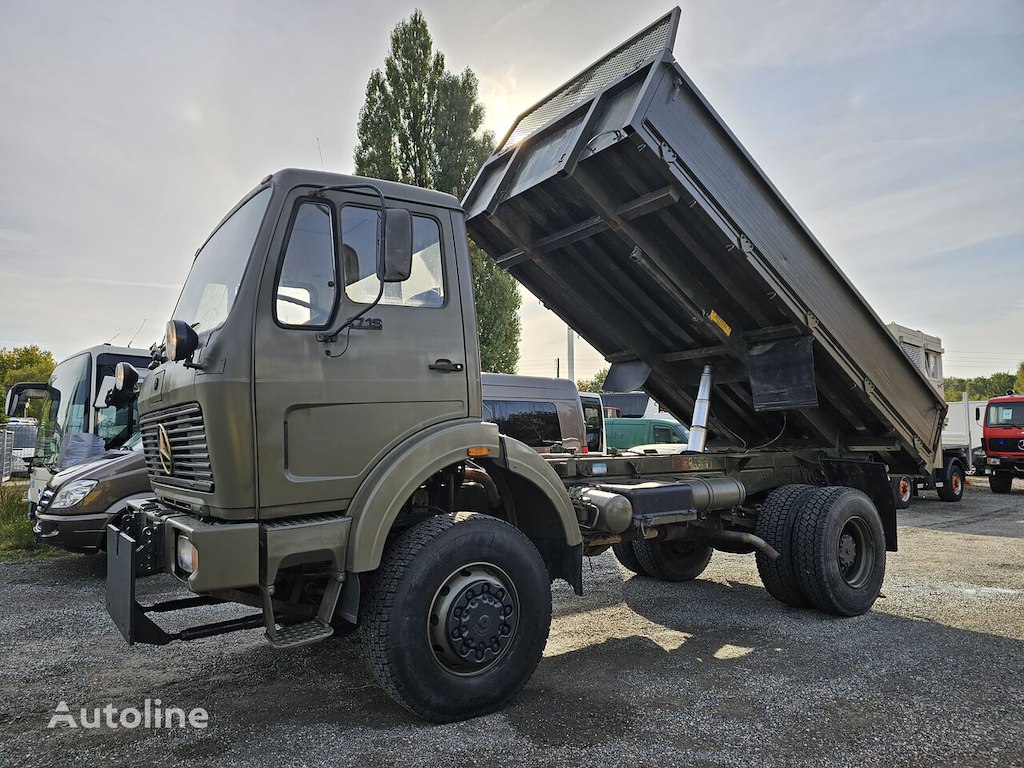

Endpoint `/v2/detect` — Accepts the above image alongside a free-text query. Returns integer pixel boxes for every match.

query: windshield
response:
[122,431,143,451]
[171,187,272,332]
[93,354,151,451]
[987,402,1024,428]
[35,353,91,464]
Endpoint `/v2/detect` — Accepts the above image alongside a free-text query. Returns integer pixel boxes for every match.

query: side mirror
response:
[5,381,48,417]
[166,319,199,362]
[380,208,412,283]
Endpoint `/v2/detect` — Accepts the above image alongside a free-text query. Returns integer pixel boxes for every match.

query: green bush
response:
[0,482,46,556]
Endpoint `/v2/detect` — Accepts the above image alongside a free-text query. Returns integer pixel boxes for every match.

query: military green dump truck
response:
[106,9,946,722]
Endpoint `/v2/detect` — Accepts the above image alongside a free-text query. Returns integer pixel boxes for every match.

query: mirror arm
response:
[311,182,391,344]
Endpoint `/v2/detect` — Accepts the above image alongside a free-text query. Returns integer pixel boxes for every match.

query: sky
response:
[0,0,1021,380]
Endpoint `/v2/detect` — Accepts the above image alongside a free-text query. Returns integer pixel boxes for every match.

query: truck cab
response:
[979,393,1024,493]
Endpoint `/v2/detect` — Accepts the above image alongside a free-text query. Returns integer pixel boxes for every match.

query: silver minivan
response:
[481,373,591,454]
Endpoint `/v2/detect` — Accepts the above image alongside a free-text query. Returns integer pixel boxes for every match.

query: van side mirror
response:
[5,381,47,417]
[380,208,412,283]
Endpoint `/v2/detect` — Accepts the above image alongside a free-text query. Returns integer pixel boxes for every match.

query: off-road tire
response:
[633,539,713,582]
[360,512,551,723]
[792,486,886,617]
[612,541,646,575]
[754,484,819,608]
[892,476,912,510]
[936,463,964,502]
[989,473,1013,494]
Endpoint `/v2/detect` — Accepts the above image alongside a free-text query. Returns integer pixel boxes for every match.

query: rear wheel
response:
[755,484,819,608]
[611,541,646,575]
[361,513,551,722]
[892,476,912,509]
[936,463,964,502]
[633,539,713,582]
[792,487,886,616]
[989,473,1013,494]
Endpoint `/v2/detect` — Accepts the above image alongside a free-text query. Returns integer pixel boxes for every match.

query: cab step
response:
[266,619,333,648]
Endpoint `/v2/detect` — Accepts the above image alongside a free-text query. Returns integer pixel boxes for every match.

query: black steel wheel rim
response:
[428,562,518,676]
[836,515,875,588]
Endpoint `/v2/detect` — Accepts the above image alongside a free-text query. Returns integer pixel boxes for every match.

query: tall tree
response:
[354,10,520,372]
[1016,361,1024,395]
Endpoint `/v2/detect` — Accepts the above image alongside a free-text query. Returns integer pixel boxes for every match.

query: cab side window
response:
[653,424,684,444]
[275,202,337,327]
[342,206,444,308]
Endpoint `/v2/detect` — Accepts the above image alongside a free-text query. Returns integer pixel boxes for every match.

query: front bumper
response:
[105,499,350,645]
[984,456,1024,474]
[33,511,109,553]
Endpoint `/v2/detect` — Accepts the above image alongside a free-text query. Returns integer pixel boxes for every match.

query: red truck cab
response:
[980,392,1024,493]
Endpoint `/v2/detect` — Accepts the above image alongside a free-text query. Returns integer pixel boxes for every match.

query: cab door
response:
[253,189,469,518]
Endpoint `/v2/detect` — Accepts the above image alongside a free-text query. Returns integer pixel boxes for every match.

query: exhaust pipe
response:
[688,365,713,453]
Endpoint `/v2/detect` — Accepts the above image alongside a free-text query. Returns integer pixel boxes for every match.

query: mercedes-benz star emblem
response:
[157,424,174,475]
[1018,439,1024,452]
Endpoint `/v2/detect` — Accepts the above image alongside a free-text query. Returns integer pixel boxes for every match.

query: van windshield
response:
[172,188,272,332]
[35,353,91,464]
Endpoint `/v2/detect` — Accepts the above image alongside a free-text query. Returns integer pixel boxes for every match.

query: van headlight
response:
[50,480,98,509]
[176,536,198,574]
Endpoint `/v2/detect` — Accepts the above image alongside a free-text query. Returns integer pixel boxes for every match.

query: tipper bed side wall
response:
[464,37,944,476]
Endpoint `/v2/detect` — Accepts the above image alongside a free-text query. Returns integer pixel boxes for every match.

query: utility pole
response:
[567,326,575,382]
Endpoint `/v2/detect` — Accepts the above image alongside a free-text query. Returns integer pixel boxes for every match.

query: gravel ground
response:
[1,480,1022,767]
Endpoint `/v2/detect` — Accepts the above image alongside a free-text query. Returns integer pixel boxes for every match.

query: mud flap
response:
[106,525,173,646]
[821,459,898,551]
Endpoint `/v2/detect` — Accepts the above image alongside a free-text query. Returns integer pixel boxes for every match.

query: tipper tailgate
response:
[463,8,945,475]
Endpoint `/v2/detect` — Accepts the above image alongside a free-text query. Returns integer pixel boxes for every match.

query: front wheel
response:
[361,513,552,722]
[936,463,964,502]
[989,473,1013,494]
[792,487,886,616]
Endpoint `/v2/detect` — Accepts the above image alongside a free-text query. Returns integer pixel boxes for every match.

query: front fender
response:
[489,435,581,548]
[346,419,502,572]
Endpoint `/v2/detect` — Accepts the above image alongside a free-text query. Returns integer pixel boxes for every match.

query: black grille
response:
[498,9,679,150]
[988,437,1024,453]
[141,403,214,493]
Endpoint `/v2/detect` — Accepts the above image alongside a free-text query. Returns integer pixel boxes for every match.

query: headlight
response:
[176,536,198,574]
[49,480,98,509]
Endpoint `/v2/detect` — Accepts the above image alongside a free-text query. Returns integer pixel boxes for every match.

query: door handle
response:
[429,359,465,373]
